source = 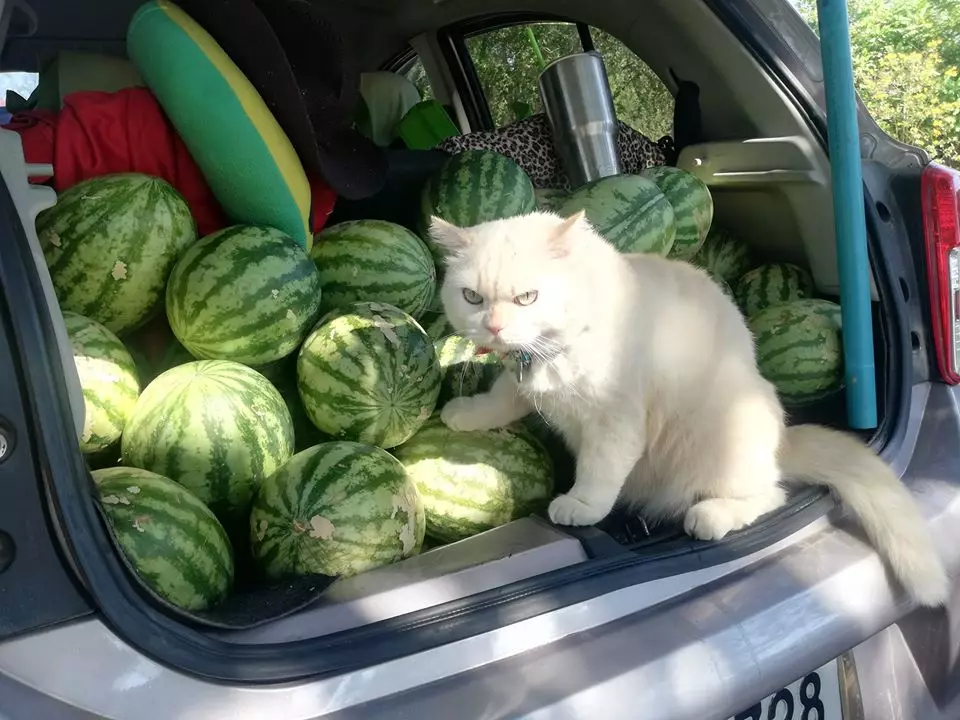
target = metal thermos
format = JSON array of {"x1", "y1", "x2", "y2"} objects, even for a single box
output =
[{"x1": 538, "y1": 51, "x2": 621, "y2": 189}]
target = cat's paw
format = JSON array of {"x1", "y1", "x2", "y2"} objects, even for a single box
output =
[
  {"x1": 548, "y1": 493, "x2": 609, "y2": 526},
  {"x1": 683, "y1": 501, "x2": 739, "y2": 541},
  {"x1": 440, "y1": 397, "x2": 492, "y2": 432}
]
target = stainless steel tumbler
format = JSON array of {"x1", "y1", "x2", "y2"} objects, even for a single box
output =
[{"x1": 538, "y1": 51, "x2": 621, "y2": 189}]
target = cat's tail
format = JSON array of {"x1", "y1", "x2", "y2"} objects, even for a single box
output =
[{"x1": 780, "y1": 424, "x2": 949, "y2": 607}]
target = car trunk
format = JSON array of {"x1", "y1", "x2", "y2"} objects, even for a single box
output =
[{"x1": 0, "y1": 0, "x2": 921, "y2": 681}]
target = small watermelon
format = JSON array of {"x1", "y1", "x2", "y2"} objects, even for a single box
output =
[
  {"x1": 535, "y1": 187, "x2": 568, "y2": 213},
  {"x1": 393, "y1": 416, "x2": 554, "y2": 543},
  {"x1": 694, "y1": 226, "x2": 755, "y2": 282},
  {"x1": 37, "y1": 173, "x2": 197, "y2": 335},
  {"x1": 63, "y1": 312, "x2": 141, "y2": 454},
  {"x1": 420, "y1": 150, "x2": 537, "y2": 263},
  {"x1": 749, "y1": 299, "x2": 844, "y2": 405},
  {"x1": 122, "y1": 360, "x2": 294, "y2": 535},
  {"x1": 311, "y1": 220, "x2": 436, "y2": 319},
  {"x1": 735, "y1": 263, "x2": 816, "y2": 318},
  {"x1": 166, "y1": 225, "x2": 323, "y2": 366},
  {"x1": 93, "y1": 467, "x2": 233, "y2": 611},
  {"x1": 558, "y1": 174, "x2": 676, "y2": 255},
  {"x1": 298, "y1": 302, "x2": 441, "y2": 449},
  {"x1": 435, "y1": 335, "x2": 501, "y2": 403},
  {"x1": 250, "y1": 441, "x2": 425, "y2": 578},
  {"x1": 640, "y1": 166, "x2": 713, "y2": 260}
]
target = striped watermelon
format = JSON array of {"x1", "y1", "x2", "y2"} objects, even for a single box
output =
[
  {"x1": 122, "y1": 360, "x2": 294, "y2": 535},
  {"x1": 420, "y1": 150, "x2": 537, "y2": 264},
  {"x1": 37, "y1": 173, "x2": 197, "y2": 335},
  {"x1": 694, "y1": 226, "x2": 756, "y2": 282},
  {"x1": 749, "y1": 298, "x2": 844, "y2": 405},
  {"x1": 63, "y1": 312, "x2": 141, "y2": 454},
  {"x1": 250, "y1": 441, "x2": 425, "y2": 578},
  {"x1": 166, "y1": 225, "x2": 323, "y2": 366},
  {"x1": 557, "y1": 174, "x2": 676, "y2": 255},
  {"x1": 93, "y1": 467, "x2": 233, "y2": 611},
  {"x1": 435, "y1": 335, "x2": 501, "y2": 403},
  {"x1": 393, "y1": 416, "x2": 554, "y2": 543},
  {"x1": 735, "y1": 263, "x2": 816, "y2": 318},
  {"x1": 535, "y1": 187, "x2": 568, "y2": 213},
  {"x1": 297, "y1": 302, "x2": 440, "y2": 449},
  {"x1": 640, "y1": 166, "x2": 713, "y2": 260},
  {"x1": 419, "y1": 287, "x2": 456, "y2": 343},
  {"x1": 311, "y1": 220, "x2": 436, "y2": 318}
]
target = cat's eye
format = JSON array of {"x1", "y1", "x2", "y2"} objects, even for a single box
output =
[
  {"x1": 462, "y1": 288, "x2": 484, "y2": 305},
  {"x1": 513, "y1": 290, "x2": 539, "y2": 306}
]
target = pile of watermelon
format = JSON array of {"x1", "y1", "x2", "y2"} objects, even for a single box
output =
[{"x1": 39, "y1": 148, "x2": 844, "y2": 615}]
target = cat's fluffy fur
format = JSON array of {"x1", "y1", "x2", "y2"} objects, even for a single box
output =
[{"x1": 430, "y1": 210, "x2": 949, "y2": 607}]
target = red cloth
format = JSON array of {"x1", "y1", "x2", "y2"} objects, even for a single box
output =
[{"x1": 5, "y1": 87, "x2": 337, "y2": 238}]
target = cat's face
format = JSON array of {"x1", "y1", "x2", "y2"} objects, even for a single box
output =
[{"x1": 431, "y1": 212, "x2": 580, "y2": 352}]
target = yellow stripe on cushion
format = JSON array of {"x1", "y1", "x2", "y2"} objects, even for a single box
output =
[{"x1": 157, "y1": 0, "x2": 311, "y2": 242}]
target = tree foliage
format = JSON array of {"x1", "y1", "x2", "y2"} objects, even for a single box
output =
[{"x1": 793, "y1": 0, "x2": 960, "y2": 167}]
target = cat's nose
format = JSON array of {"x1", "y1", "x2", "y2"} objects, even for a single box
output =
[{"x1": 484, "y1": 322, "x2": 503, "y2": 336}]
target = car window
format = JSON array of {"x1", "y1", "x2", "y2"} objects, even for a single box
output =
[
  {"x1": 464, "y1": 22, "x2": 673, "y2": 140},
  {"x1": 397, "y1": 55, "x2": 435, "y2": 102},
  {"x1": 0, "y1": 71, "x2": 39, "y2": 123}
]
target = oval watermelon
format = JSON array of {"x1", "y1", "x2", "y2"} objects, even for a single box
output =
[
  {"x1": 311, "y1": 220, "x2": 436, "y2": 319},
  {"x1": 122, "y1": 360, "x2": 294, "y2": 535},
  {"x1": 93, "y1": 466, "x2": 233, "y2": 611},
  {"x1": 694, "y1": 226, "x2": 756, "y2": 283},
  {"x1": 393, "y1": 416, "x2": 554, "y2": 543},
  {"x1": 63, "y1": 311, "x2": 141, "y2": 454},
  {"x1": 749, "y1": 298, "x2": 844, "y2": 405},
  {"x1": 735, "y1": 262, "x2": 816, "y2": 318},
  {"x1": 37, "y1": 173, "x2": 197, "y2": 335},
  {"x1": 420, "y1": 150, "x2": 537, "y2": 264},
  {"x1": 250, "y1": 441, "x2": 425, "y2": 578},
  {"x1": 557, "y1": 174, "x2": 676, "y2": 255},
  {"x1": 166, "y1": 225, "x2": 323, "y2": 366},
  {"x1": 435, "y1": 335, "x2": 501, "y2": 403},
  {"x1": 297, "y1": 302, "x2": 441, "y2": 449},
  {"x1": 640, "y1": 166, "x2": 713, "y2": 260}
]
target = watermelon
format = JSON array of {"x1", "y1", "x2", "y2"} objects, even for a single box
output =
[
  {"x1": 557, "y1": 174, "x2": 676, "y2": 255},
  {"x1": 749, "y1": 299, "x2": 844, "y2": 405},
  {"x1": 37, "y1": 173, "x2": 197, "y2": 335},
  {"x1": 311, "y1": 220, "x2": 436, "y2": 319},
  {"x1": 694, "y1": 226, "x2": 755, "y2": 282},
  {"x1": 535, "y1": 187, "x2": 568, "y2": 213},
  {"x1": 419, "y1": 287, "x2": 456, "y2": 342},
  {"x1": 640, "y1": 166, "x2": 713, "y2": 260},
  {"x1": 735, "y1": 263, "x2": 816, "y2": 318},
  {"x1": 435, "y1": 335, "x2": 501, "y2": 403},
  {"x1": 298, "y1": 302, "x2": 441, "y2": 448},
  {"x1": 393, "y1": 416, "x2": 554, "y2": 543},
  {"x1": 166, "y1": 225, "x2": 323, "y2": 366},
  {"x1": 122, "y1": 360, "x2": 294, "y2": 535},
  {"x1": 420, "y1": 150, "x2": 537, "y2": 263},
  {"x1": 63, "y1": 311, "x2": 141, "y2": 454},
  {"x1": 93, "y1": 467, "x2": 233, "y2": 611},
  {"x1": 250, "y1": 441, "x2": 425, "y2": 578}
]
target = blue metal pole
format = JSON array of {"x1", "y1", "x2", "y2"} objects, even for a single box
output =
[{"x1": 816, "y1": 0, "x2": 877, "y2": 429}]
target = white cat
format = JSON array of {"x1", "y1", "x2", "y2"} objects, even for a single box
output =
[{"x1": 430, "y1": 209, "x2": 949, "y2": 607}]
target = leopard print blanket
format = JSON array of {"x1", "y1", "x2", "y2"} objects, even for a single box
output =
[{"x1": 436, "y1": 113, "x2": 666, "y2": 191}]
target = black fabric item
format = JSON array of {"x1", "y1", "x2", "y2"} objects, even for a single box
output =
[
  {"x1": 175, "y1": 0, "x2": 386, "y2": 200},
  {"x1": 669, "y1": 68, "x2": 703, "y2": 163},
  {"x1": 94, "y1": 498, "x2": 336, "y2": 630}
]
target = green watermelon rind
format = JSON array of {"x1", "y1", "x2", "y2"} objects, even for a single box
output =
[
  {"x1": 693, "y1": 225, "x2": 756, "y2": 283},
  {"x1": 63, "y1": 311, "x2": 141, "y2": 454},
  {"x1": 640, "y1": 166, "x2": 714, "y2": 260},
  {"x1": 93, "y1": 466, "x2": 234, "y2": 611},
  {"x1": 297, "y1": 302, "x2": 441, "y2": 449},
  {"x1": 735, "y1": 262, "x2": 816, "y2": 318},
  {"x1": 393, "y1": 416, "x2": 555, "y2": 543},
  {"x1": 166, "y1": 224, "x2": 323, "y2": 366},
  {"x1": 38, "y1": 173, "x2": 197, "y2": 335},
  {"x1": 311, "y1": 219, "x2": 436, "y2": 320},
  {"x1": 749, "y1": 298, "x2": 844, "y2": 405},
  {"x1": 250, "y1": 441, "x2": 426, "y2": 579},
  {"x1": 434, "y1": 334, "x2": 501, "y2": 403},
  {"x1": 558, "y1": 174, "x2": 677, "y2": 256}
]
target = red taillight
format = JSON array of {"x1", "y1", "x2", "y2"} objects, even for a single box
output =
[{"x1": 922, "y1": 162, "x2": 960, "y2": 384}]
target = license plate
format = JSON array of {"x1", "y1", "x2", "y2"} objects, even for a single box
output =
[{"x1": 729, "y1": 659, "x2": 843, "y2": 720}]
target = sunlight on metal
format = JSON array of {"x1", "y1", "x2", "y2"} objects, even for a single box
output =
[{"x1": 817, "y1": 0, "x2": 878, "y2": 429}]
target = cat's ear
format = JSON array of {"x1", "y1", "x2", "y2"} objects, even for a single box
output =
[
  {"x1": 429, "y1": 216, "x2": 472, "y2": 256},
  {"x1": 549, "y1": 210, "x2": 586, "y2": 258}
]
